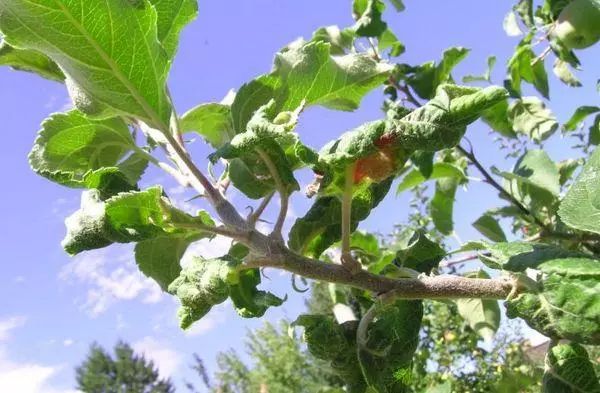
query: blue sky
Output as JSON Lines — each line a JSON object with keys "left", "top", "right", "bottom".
{"left": 0, "top": 1, "right": 599, "bottom": 392}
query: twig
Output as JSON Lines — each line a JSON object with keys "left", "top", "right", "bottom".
{"left": 531, "top": 46, "right": 551, "bottom": 66}
{"left": 255, "top": 148, "right": 289, "bottom": 238}
{"left": 367, "top": 37, "right": 381, "bottom": 61}
{"left": 456, "top": 144, "right": 547, "bottom": 229}
{"left": 388, "top": 77, "right": 423, "bottom": 108}
{"left": 341, "top": 165, "right": 361, "bottom": 273}
{"left": 248, "top": 192, "right": 275, "bottom": 228}
{"left": 440, "top": 253, "right": 485, "bottom": 267}
{"left": 169, "top": 221, "right": 248, "bottom": 240}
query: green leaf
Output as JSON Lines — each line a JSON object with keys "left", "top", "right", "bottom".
{"left": 29, "top": 110, "right": 142, "bottom": 193}
{"left": 134, "top": 211, "right": 215, "bottom": 291}
{"left": 590, "top": 115, "right": 600, "bottom": 146}
{"left": 425, "top": 381, "right": 453, "bottom": 393}
{"left": 409, "top": 151, "right": 434, "bottom": 178}
{"left": 0, "top": 41, "right": 64, "bottom": 82}
{"left": 353, "top": 0, "right": 387, "bottom": 38}
{"left": 62, "top": 186, "right": 208, "bottom": 255}
{"left": 348, "top": 231, "right": 381, "bottom": 260}
{"left": 393, "top": 230, "right": 446, "bottom": 274}
{"left": 180, "top": 103, "right": 234, "bottom": 148}
{"left": 386, "top": 0, "right": 405, "bottom": 12}
{"left": 514, "top": 0, "right": 535, "bottom": 28}
{"left": 473, "top": 241, "right": 590, "bottom": 271}
{"left": 289, "top": 179, "right": 393, "bottom": 257}
{"left": 293, "top": 315, "right": 366, "bottom": 391}
{"left": 231, "top": 41, "right": 392, "bottom": 132}
{"left": 397, "top": 162, "right": 466, "bottom": 194}
{"left": 553, "top": 59, "right": 582, "bottom": 88}
{"left": 503, "top": 11, "right": 523, "bottom": 36}
{"left": 455, "top": 270, "right": 501, "bottom": 341}
{"left": 508, "top": 97, "right": 558, "bottom": 142}
{"left": 557, "top": 158, "right": 583, "bottom": 186}
{"left": 320, "top": 85, "right": 508, "bottom": 171}
{"left": 563, "top": 106, "right": 600, "bottom": 132}
{"left": 431, "top": 178, "right": 458, "bottom": 235}
{"left": 507, "top": 35, "right": 549, "bottom": 98}
{"left": 559, "top": 148, "right": 600, "bottom": 234}
{"left": 472, "top": 214, "right": 507, "bottom": 242}
{"left": 149, "top": 0, "right": 198, "bottom": 59}
{"left": 505, "top": 149, "right": 561, "bottom": 206}
{"left": 462, "top": 55, "right": 496, "bottom": 83}
{"left": 378, "top": 29, "right": 405, "bottom": 57}
{"left": 358, "top": 300, "right": 423, "bottom": 392}
{"left": 481, "top": 100, "right": 518, "bottom": 139}
{"left": 311, "top": 26, "right": 355, "bottom": 55}
{"left": 169, "top": 250, "right": 284, "bottom": 329}
{"left": 0, "top": 0, "right": 172, "bottom": 128}
{"left": 505, "top": 258, "right": 600, "bottom": 344}
{"left": 404, "top": 47, "right": 470, "bottom": 100}
{"left": 542, "top": 343, "right": 600, "bottom": 393}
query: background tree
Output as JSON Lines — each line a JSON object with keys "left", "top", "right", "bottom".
{"left": 76, "top": 341, "right": 175, "bottom": 393}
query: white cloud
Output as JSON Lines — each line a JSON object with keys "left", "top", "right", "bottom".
{"left": 0, "top": 321, "right": 78, "bottom": 393}
{"left": 62, "top": 340, "right": 73, "bottom": 347}
{"left": 181, "top": 236, "right": 233, "bottom": 267}
{"left": 132, "top": 337, "right": 180, "bottom": 379}
{"left": 59, "top": 248, "right": 163, "bottom": 316}
{"left": 0, "top": 316, "right": 27, "bottom": 341}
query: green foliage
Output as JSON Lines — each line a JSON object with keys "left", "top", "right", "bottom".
{"left": 542, "top": 343, "right": 600, "bottom": 393}
{"left": 0, "top": 41, "right": 64, "bottom": 82}
{"left": 455, "top": 270, "right": 501, "bottom": 341}
{"left": 75, "top": 341, "right": 175, "bottom": 393}
{"left": 168, "top": 247, "right": 284, "bottom": 329}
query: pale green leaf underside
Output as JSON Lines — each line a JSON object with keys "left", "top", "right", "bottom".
{"left": 149, "top": 0, "right": 198, "bottom": 59}
{"left": 0, "top": 0, "right": 172, "bottom": 129}
{"left": 0, "top": 40, "right": 64, "bottom": 81}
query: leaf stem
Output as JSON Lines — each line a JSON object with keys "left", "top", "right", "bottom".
{"left": 170, "top": 221, "right": 248, "bottom": 240}
{"left": 341, "top": 164, "right": 362, "bottom": 274}
{"left": 248, "top": 192, "right": 275, "bottom": 228}
{"left": 255, "top": 148, "right": 289, "bottom": 238}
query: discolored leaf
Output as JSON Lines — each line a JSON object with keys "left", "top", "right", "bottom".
{"left": 559, "top": 148, "right": 600, "bottom": 234}
{"left": 553, "top": 59, "right": 582, "bottom": 87}
{"left": 0, "top": 0, "right": 172, "bottom": 128}
{"left": 508, "top": 97, "right": 558, "bottom": 142}
{"left": 0, "top": 41, "right": 64, "bottom": 82}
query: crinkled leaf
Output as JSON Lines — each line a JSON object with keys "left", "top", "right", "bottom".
{"left": 311, "top": 26, "right": 355, "bottom": 55}
{"left": 397, "top": 162, "right": 466, "bottom": 194}
{"left": 455, "top": 270, "right": 501, "bottom": 341}
{"left": 473, "top": 241, "right": 590, "bottom": 271}
{"left": 170, "top": 252, "right": 284, "bottom": 329}
{"left": 289, "top": 179, "right": 392, "bottom": 257}
{"left": 0, "top": 41, "right": 64, "bottom": 82}
{"left": 29, "top": 110, "right": 144, "bottom": 194}
{"left": 508, "top": 97, "right": 558, "bottom": 142}
{"left": 559, "top": 148, "right": 600, "bottom": 234}
{"left": 62, "top": 186, "right": 205, "bottom": 255}
{"left": 0, "top": 0, "right": 172, "bottom": 128}
{"left": 481, "top": 100, "right": 517, "bottom": 139}
{"left": 542, "top": 343, "right": 600, "bottom": 393}
{"left": 472, "top": 214, "right": 507, "bottom": 242}
{"left": 431, "top": 178, "right": 458, "bottom": 235}
{"left": 231, "top": 41, "right": 392, "bottom": 132}
{"left": 149, "top": 0, "right": 198, "bottom": 59}
{"left": 404, "top": 47, "right": 470, "bottom": 100}
{"left": 320, "top": 85, "right": 508, "bottom": 170}
{"left": 563, "top": 106, "right": 600, "bottom": 132}
{"left": 553, "top": 59, "right": 582, "bottom": 87}
{"left": 393, "top": 230, "right": 445, "bottom": 273}
{"left": 293, "top": 315, "right": 366, "bottom": 391}
{"left": 134, "top": 211, "right": 215, "bottom": 291}
{"left": 353, "top": 0, "right": 387, "bottom": 38}
{"left": 358, "top": 300, "right": 423, "bottom": 392}
{"left": 180, "top": 103, "right": 234, "bottom": 148}
{"left": 505, "top": 258, "right": 600, "bottom": 344}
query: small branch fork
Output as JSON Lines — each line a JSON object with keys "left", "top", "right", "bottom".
{"left": 146, "top": 97, "right": 515, "bottom": 303}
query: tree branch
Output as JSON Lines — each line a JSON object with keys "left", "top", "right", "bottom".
{"left": 256, "top": 148, "right": 289, "bottom": 237}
